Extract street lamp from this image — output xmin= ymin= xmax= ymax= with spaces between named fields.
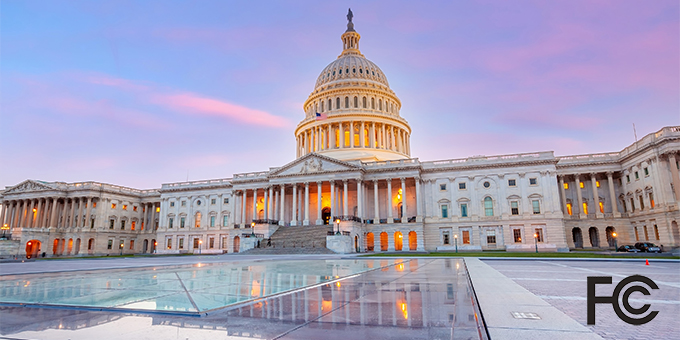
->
xmin=335 ymin=219 xmax=341 ymax=235
xmin=198 ymin=240 xmax=202 ymax=255
xmin=153 ymin=241 xmax=157 ymax=254
xmin=454 ymin=234 xmax=458 ymax=253
xmin=612 ymin=232 xmax=617 ymax=250
xmin=1 ymin=224 xmax=9 ymax=240
xmin=534 ymin=233 xmax=538 ymax=253
xmin=251 ymin=222 xmax=255 ymax=228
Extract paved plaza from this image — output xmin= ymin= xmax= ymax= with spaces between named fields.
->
xmin=0 ymin=255 xmax=678 ymax=339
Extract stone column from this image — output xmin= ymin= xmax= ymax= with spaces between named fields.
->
xmin=381 ymin=124 xmax=386 ymax=149
xmin=370 ymin=122 xmax=375 ymax=148
xmin=668 ymin=154 xmax=680 ymax=202
xmin=48 ymin=198 xmax=58 ymax=228
xmin=401 ymin=178 xmax=407 ymax=221
xmin=343 ymin=180 xmax=349 ymax=216
xmin=60 ymin=199 xmax=68 ymax=228
xmin=558 ymin=176 xmax=568 ymax=215
xmin=66 ymin=198 xmax=75 ymax=228
xmin=27 ymin=199 xmax=35 ymax=228
xmin=339 ymin=123 xmax=345 ymax=149
xmin=316 ymin=181 xmax=323 ymax=225
xmin=292 ymin=185 xmax=298 ymax=226
xmin=591 ymin=173 xmax=602 ymax=217
xmin=606 ymin=172 xmax=620 ymax=217
xmin=268 ymin=186 xmax=274 ymax=220
xmin=360 ymin=121 xmax=365 ymax=148
xmin=0 ymin=202 xmax=6 ymax=228
xmin=575 ymin=174 xmax=585 ymax=218
xmin=241 ymin=191 xmax=247 ymax=226
xmin=15 ymin=200 xmax=24 ymax=229
xmin=76 ymin=198 xmax=84 ymax=228
xmin=349 ymin=121 xmax=355 ymax=148
xmin=373 ymin=180 xmax=380 ymax=222
xmin=85 ymin=197 xmax=93 ymax=229
xmin=36 ymin=199 xmax=44 ymax=228
xmin=357 ymin=180 xmax=363 ymax=221
xmin=330 ymin=181 xmax=336 ymax=220
xmin=303 ymin=182 xmax=310 ymax=226
xmin=387 ymin=179 xmax=393 ymax=223
xmin=263 ymin=187 xmax=269 ymax=220
xmin=8 ymin=202 xmax=16 ymax=229
xmin=415 ymin=178 xmax=422 ymax=222
xmin=279 ymin=186 xmax=285 ymax=226
xmin=252 ymin=188 xmax=258 ymax=221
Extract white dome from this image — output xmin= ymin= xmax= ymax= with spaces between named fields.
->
xmin=315 ymin=55 xmax=390 ymax=89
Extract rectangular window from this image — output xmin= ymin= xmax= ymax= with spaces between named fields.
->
xmin=639 ymin=196 xmax=644 ymax=210
xmin=166 ymin=238 xmax=172 ymax=249
xmin=91 ymin=218 xmax=95 ymax=228
xmin=579 ymin=182 xmax=584 ymax=188
xmin=182 ymin=201 xmax=186 ymax=207
xmin=582 ymin=202 xmax=588 ymax=215
xmin=107 ymin=239 xmax=113 ymax=249
xmin=635 ymin=171 xmax=639 ymax=180
xmin=460 ymin=204 xmax=468 ymax=217
xmin=121 ymin=220 xmax=126 ymax=230
xmin=131 ymin=221 xmax=136 ymax=230
xmin=442 ymin=231 xmax=450 ymax=245
xmin=599 ymin=202 xmax=604 ymax=213
xmin=440 ymin=183 xmax=447 ymax=191
xmin=129 ymin=240 xmax=134 ymax=250
xmin=654 ymin=225 xmax=659 ymax=240
xmin=511 ymin=201 xmax=519 ymax=215
xmin=630 ymin=198 xmax=636 ymax=212
xmin=111 ymin=203 xmax=117 ymax=209
xmin=209 ymin=237 xmax=215 ymax=249
xmin=564 ymin=182 xmax=569 ymax=189
xmin=644 ymin=167 xmax=649 ymax=176
xmin=224 ymin=198 xmax=229 ymax=204
xmin=210 ymin=216 xmax=215 ymax=227
xmin=179 ymin=238 xmax=184 ymax=249
xmin=462 ymin=230 xmax=470 ymax=244
xmin=535 ymin=228 xmax=544 ymax=242
xmin=529 ymin=178 xmax=537 ymax=185
xmin=180 ymin=217 xmax=185 ymax=228
xmin=441 ymin=205 xmax=448 ymax=218
xmin=169 ymin=218 xmax=174 ymax=229
xmin=596 ymin=181 xmax=600 ymax=188
xmin=222 ymin=237 xmax=228 ymax=249
xmin=513 ymin=229 xmax=522 ymax=243
xmin=508 ymin=179 xmax=516 ymax=187
xmin=109 ymin=219 xmax=115 ymax=229
xmin=626 ymin=175 xmax=630 ymax=183
xmin=141 ymin=221 xmax=144 ymax=231
xmin=223 ymin=215 xmax=228 ymax=226
xmin=133 ymin=206 xmax=138 ymax=212
xmin=93 ymin=202 xmax=97 ymax=208
xmin=122 ymin=205 xmax=128 ymax=210
xmin=459 ymin=182 xmax=466 ymax=190
xmin=532 ymin=200 xmax=540 ymax=214
xmin=566 ymin=203 xmax=572 ymax=215
xmin=486 ymin=230 xmax=496 ymax=244
xmin=649 ymin=193 xmax=655 ymax=208
xmin=193 ymin=238 xmax=200 ymax=249
xmin=170 ymin=202 xmax=175 ymax=207
xmin=643 ymin=226 xmax=649 ymax=240
xmin=634 ymin=227 xmax=639 ymax=241
xmin=211 ymin=198 xmax=216 ymax=205
xmin=156 ymin=207 xmax=160 ymax=213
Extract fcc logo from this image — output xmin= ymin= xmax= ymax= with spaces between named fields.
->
xmin=587 ymin=275 xmax=659 ymax=325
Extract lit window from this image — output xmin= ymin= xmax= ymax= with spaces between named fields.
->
xmin=131 ymin=221 xmax=136 ymax=230
xmin=484 ymin=197 xmax=493 ymax=216
xmin=513 ymin=229 xmax=522 ymax=243
xmin=169 ymin=218 xmax=174 ymax=229
xmin=111 ymin=203 xmax=117 ymax=209
xmin=195 ymin=212 xmax=201 ymax=228
xmin=511 ymin=201 xmax=519 ymax=215
xmin=93 ymin=202 xmax=97 ymax=208
xmin=508 ymin=179 xmax=516 ymax=187
xmin=156 ymin=207 xmax=160 ymax=212
xmin=599 ymin=202 xmax=604 ymax=213
xmin=440 ymin=183 xmax=447 ymax=191
xmin=129 ymin=240 xmax=134 ymax=250
xmin=529 ymin=178 xmax=537 ymax=185
xmin=133 ymin=206 xmax=138 ymax=212
xmin=166 ymin=238 xmax=172 ymax=250
xmin=596 ymin=181 xmax=600 ymax=188
xmin=211 ymin=199 xmax=216 ymax=205
xmin=441 ymin=205 xmax=448 ymax=218
xmin=459 ymin=182 xmax=466 ymax=190
xmin=462 ymin=230 xmax=470 ymax=244
xmin=535 ymin=229 xmax=544 ymax=242
xmin=582 ymin=202 xmax=588 ymax=215
xmin=532 ymin=200 xmax=540 ymax=214
xmin=649 ymin=192 xmax=655 ymax=208
xmin=564 ymin=183 xmax=569 ymax=190
xmin=644 ymin=168 xmax=649 ymax=176
xmin=579 ymin=182 xmax=584 ymax=188
xmin=460 ymin=204 xmax=468 ymax=217
xmin=123 ymin=205 xmax=128 ymax=210
xmin=567 ymin=203 xmax=572 ymax=215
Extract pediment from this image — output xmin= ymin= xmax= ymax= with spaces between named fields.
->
xmin=3 ymin=180 xmax=55 ymax=195
xmin=270 ymin=153 xmax=361 ymax=177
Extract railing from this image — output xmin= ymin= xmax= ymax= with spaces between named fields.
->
xmin=393 ymin=218 xmax=402 ymax=223
xmin=233 ymin=171 xmax=269 ymax=180
xmin=252 ymin=219 xmax=279 ymax=225
xmin=379 ymin=219 xmax=387 ymax=224
xmin=242 ymin=233 xmax=264 ymax=238
xmin=363 ymin=158 xmax=420 ymax=167
xmin=333 ymin=215 xmax=362 ymax=223
xmin=234 ymin=224 xmax=240 ymax=229
xmin=342 ymin=231 xmax=350 ymax=236
xmin=163 ymin=178 xmax=232 ymax=189
xmin=422 ymin=151 xmax=553 ymax=168
xmin=0 ymin=234 xmax=12 ymax=240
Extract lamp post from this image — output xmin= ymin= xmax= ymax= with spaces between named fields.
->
xmin=534 ymin=233 xmax=538 ymax=253
xmin=1 ymin=224 xmax=8 ymax=240
xmin=153 ymin=241 xmax=157 ymax=254
xmin=335 ymin=219 xmax=341 ymax=235
xmin=454 ymin=234 xmax=458 ymax=253
xmin=251 ymin=222 xmax=255 ymax=228
xmin=198 ymin=240 xmax=202 ymax=255
xmin=120 ymin=241 xmax=124 ymax=256
xmin=612 ymin=232 xmax=617 ymax=251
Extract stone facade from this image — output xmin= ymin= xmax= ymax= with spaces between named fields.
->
xmin=2 ymin=18 xmax=679 ymax=257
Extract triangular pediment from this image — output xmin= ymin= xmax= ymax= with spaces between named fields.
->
xmin=270 ymin=153 xmax=361 ymax=177
xmin=2 ymin=180 xmax=56 ymax=195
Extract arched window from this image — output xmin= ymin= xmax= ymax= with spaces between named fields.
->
xmin=195 ymin=212 xmax=201 ymax=228
xmin=366 ymin=233 xmax=374 ymax=251
xmin=394 ymin=231 xmax=403 ymax=251
xmin=371 ymin=97 xmax=375 ymax=109
xmin=362 ymin=97 xmax=367 ymax=108
xmin=380 ymin=232 xmax=388 ymax=251
xmin=354 ymin=96 xmax=358 ymax=108
xmin=345 ymin=96 xmax=349 ymax=108
xmin=379 ymin=99 xmax=382 ymax=111
xmin=328 ymin=99 xmax=332 ymax=111
xmin=336 ymin=97 xmax=340 ymax=109
xmin=321 ymin=101 xmax=324 ymax=112
xmin=484 ymin=197 xmax=494 ymax=216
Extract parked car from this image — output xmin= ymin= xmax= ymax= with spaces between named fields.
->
xmin=617 ymin=245 xmax=641 ymax=253
xmin=634 ymin=242 xmax=662 ymax=253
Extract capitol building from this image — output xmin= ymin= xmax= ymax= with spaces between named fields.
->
xmin=1 ymin=15 xmax=679 ymax=258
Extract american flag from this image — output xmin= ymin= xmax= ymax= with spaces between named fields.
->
xmin=315 ymin=112 xmax=327 ymax=121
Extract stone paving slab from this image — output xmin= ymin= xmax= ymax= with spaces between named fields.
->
xmin=465 ymin=258 xmax=603 ymax=340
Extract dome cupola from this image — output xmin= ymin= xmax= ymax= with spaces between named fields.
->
xmin=294 ymin=9 xmax=412 ymax=162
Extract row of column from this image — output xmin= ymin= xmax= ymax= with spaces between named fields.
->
xmin=0 ymin=197 xmax=95 ymax=230
xmin=558 ymin=172 xmax=619 ymax=218
xmin=296 ymin=121 xmax=410 ymax=157
xmin=233 ymin=177 xmax=422 ymax=226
